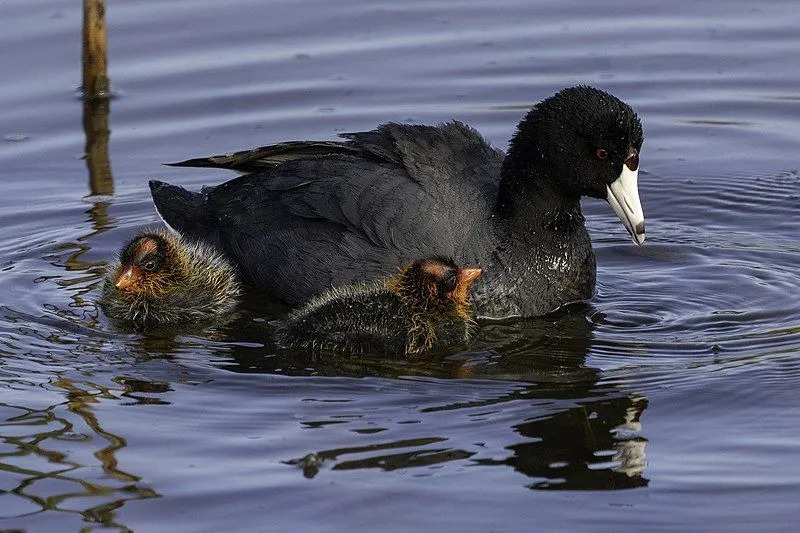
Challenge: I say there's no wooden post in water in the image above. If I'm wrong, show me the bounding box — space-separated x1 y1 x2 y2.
82 0 113 196
82 0 109 98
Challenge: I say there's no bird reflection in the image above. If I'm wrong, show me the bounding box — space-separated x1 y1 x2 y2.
276 305 650 490
474 393 649 490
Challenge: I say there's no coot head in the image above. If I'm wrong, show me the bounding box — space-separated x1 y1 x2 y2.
503 85 645 244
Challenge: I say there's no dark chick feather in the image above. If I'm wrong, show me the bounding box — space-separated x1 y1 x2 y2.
151 86 644 317
100 230 241 328
277 258 480 357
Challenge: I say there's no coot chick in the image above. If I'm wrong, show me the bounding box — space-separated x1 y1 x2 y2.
100 230 240 327
151 85 644 318
278 258 482 357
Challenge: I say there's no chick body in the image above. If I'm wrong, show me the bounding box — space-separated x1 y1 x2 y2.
279 259 479 356
101 230 240 327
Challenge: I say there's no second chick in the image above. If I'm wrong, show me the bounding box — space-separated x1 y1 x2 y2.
278 257 482 357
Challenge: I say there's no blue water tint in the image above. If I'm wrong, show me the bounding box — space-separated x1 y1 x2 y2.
1 0 800 530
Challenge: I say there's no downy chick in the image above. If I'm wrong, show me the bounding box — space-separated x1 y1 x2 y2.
279 257 482 357
100 230 240 327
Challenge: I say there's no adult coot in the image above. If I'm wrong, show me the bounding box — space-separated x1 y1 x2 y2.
100 230 240 327
278 257 481 357
150 86 644 318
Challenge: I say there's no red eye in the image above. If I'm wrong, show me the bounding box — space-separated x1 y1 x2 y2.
596 148 608 160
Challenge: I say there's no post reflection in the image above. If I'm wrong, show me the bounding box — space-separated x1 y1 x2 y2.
43 0 117 332
83 97 113 197
0 377 162 529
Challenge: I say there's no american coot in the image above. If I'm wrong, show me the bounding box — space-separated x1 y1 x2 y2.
100 230 240 327
278 257 482 356
150 86 644 318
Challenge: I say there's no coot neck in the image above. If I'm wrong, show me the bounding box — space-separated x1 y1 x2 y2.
495 155 584 237
478 143 594 318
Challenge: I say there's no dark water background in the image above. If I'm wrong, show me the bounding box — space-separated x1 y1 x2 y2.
2 0 799 530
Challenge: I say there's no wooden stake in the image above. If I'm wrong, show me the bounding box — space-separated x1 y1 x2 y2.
82 0 113 194
82 0 109 98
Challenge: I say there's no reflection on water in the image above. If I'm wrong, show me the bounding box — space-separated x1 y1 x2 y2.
287 436 473 479
475 393 648 490
2 356 651 528
1 378 158 529
83 98 114 197
286 383 649 491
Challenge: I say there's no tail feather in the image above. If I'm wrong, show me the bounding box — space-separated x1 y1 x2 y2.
165 141 359 173
149 180 213 240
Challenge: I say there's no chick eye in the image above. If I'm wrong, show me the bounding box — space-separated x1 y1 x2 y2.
440 275 457 293
596 148 608 160
143 260 156 271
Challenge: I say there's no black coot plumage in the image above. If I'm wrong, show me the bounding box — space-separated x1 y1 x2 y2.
150 86 644 318
278 257 482 356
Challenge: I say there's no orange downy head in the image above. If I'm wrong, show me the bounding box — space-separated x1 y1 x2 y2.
113 233 171 295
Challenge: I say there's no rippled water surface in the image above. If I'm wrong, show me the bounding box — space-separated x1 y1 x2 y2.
2 0 800 530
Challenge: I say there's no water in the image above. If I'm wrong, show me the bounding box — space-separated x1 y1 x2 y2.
2 0 799 530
